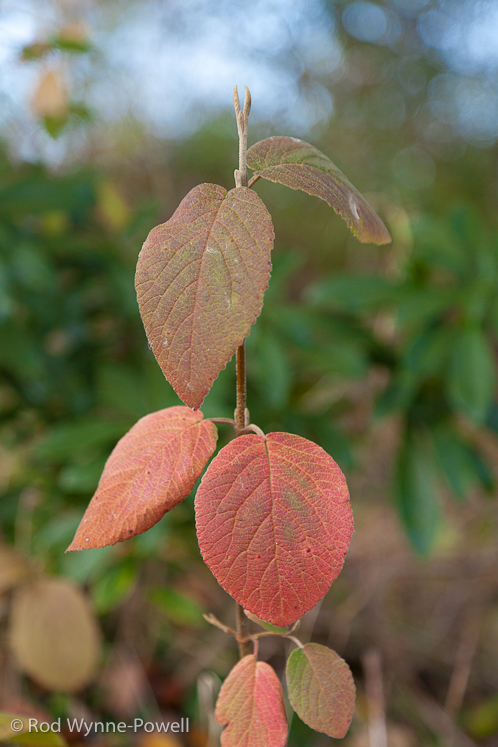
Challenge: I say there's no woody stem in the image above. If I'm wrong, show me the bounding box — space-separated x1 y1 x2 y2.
233 85 252 658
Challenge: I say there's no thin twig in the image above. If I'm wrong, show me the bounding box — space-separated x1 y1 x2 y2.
285 635 304 649
207 417 236 428
233 86 254 659
362 649 388 747
241 423 265 439
233 85 251 189
203 613 236 637
445 600 486 715
247 174 260 189
410 685 477 747
236 603 252 658
235 343 248 435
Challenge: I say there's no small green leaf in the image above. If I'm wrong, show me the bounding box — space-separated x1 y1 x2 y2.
243 611 290 634
148 587 203 625
307 275 399 314
447 327 496 423
92 563 137 614
247 137 391 245
432 426 479 501
402 327 453 385
34 419 129 463
250 328 290 409
395 431 441 555
0 714 66 746
286 643 355 738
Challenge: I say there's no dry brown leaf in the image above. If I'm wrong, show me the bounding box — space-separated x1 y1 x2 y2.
9 577 101 692
31 70 67 118
0 545 30 595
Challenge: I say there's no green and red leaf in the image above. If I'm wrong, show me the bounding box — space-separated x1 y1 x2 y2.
67 406 217 550
135 183 274 409
195 432 353 626
286 643 355 738
247 136 391 245
215 655 288 747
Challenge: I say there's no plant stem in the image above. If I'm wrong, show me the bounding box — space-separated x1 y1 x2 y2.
235 343 247 434
233 86 252 658
233 85 251 189
233 85 251 437
236 602 251 658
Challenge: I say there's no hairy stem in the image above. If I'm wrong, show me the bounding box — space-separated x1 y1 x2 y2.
235 343 247 434
233 85 251 189
233 86 253 659
236 603 251 658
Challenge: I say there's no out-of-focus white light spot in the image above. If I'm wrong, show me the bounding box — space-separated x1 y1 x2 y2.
392 0 430 17
342 2 401 46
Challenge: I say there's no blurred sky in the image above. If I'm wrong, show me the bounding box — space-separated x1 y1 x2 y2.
1 0 498 164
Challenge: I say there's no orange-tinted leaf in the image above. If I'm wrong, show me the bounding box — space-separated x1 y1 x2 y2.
215 655 288 747
247 136 391 245
9 578 101 693
286 643 355 738
135 184 273 409
195 433 353 626
68 407 217 551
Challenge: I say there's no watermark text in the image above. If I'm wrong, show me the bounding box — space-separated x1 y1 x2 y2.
11 718 189 736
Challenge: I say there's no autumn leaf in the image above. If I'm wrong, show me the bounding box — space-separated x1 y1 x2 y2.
195 432 353 626
215 655 288 747
247 136 391 245
135 184 273 409
286 643 355 738
9 578 101 693
67 407 217 551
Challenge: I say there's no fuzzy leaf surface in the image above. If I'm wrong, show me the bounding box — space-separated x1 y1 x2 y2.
215 655 288 747
247 136 391 245
135 184 273 408
9 578 101 693
68 407 217 551
286 643 355 738
195 432 353 626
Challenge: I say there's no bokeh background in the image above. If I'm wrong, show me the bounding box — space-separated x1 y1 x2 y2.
1 0 498 745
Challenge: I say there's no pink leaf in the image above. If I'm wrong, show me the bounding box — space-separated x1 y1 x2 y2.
215 655 288 747
135 183 274 409
67 407 217 550
195 432 353 626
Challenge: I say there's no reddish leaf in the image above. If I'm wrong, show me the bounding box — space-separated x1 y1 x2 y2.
286 643 355 738
195 432 353 626
68 407 217 551
135 184 274 409
247 136 391 245
215 655 288 747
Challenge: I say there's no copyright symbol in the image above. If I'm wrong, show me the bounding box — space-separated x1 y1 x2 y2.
11 720 23 732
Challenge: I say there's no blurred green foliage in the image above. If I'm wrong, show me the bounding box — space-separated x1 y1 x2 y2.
1 133 497 574
1 77 498 747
